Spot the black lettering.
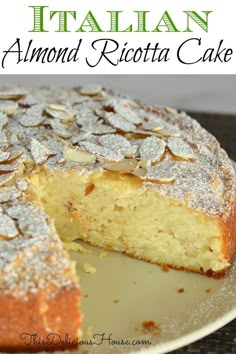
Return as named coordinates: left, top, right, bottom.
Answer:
left=2, top=38, right=23, bottom=68
left=86, top=39, right=119, bottom=67
left=177, top=37, right=202, bottom=64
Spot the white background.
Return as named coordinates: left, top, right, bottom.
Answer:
left=0, top=0, right=235, bottom=74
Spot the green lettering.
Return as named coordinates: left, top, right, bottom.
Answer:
left=50, top=11, right=76, bottom=32
left=107, top=11, right=132, bottom=32
left=184, top=11, right=212, bottom=32
left=76, top=11, right=103, bottom=32
left=29, top=6, right=48, bottom=32
left=153, top=11, right=180, bottom=32
left=134, top=11, right=149, bottom=32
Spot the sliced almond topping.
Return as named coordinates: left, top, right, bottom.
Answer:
left=113, top=104, right=143, bottom=125
left=90, top=124, right=116, bottom=135
left=143, top=161, right=176, bottom=183
left=141, top=121, right=163, bottom=132
left=7, top=147, right=24, bottom=164
left=137, top=110, right=164, bottom=131
left=50, top=120, right=72, bottom=139
left=140, top=159, right=152, bottom=169
left=0, top=161, right=18, bottom=173
left=76, top=112, right=99, bottom=127
left=126, top=129, right=163, bottom=140
left=80, top=84, right=102, bottom=96
left=167, top=137, right=195, bottom=161
left=151, top=126, right=164, bottom=133
left=30, top=139, right=50, bottom=164
left=71, top=132, right=95, bottom=145
left=0, top=101, right=18, bottom=116
left=45, top=106, right=77, bottom=123
left=0, top=132, right=8, bottom=146
left=139, top=136, right=166, bottom=166
left=98, top=134, right=135, bottom=157
left=132, top=167, right=147, bottom=177
left=0, top=186, right=22, bottom=203
left=0, top=86, right=27, bottom=100
left=106, top=113, right=136, bottom=132
left=64, top=146, right=96, bottom=164
left=0, top=172, right=16, bottom=187
left=79, top=141, right=123, bottom=162
left=103, top=158, right=139, bottom=173
left=16, top=178, right=28, bottom=191
left=161, top=125, right=180, bottom=138
left=0, top=213, right=19, bottom=239
left=0, top=151, right=10, bottom=163
left=47, top=103, right=67, bottom=111
left=0, top=112, right=8, bottom=129
left=19, top=105, right=45, bottom=127
left=19, top=95, right=37, bottom=107
left=144, top=176, right=175, bottom=183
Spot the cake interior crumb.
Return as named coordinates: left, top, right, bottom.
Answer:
left=83, top=263, right=96, bottom=274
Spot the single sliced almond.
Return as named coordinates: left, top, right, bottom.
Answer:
left=50, top=120, right=72, bottom=139
left=103, top=158, right=139, bottom=173
left=144, top=176, right=175, bottom=184
left=0, top=86, right=27, bottom=100
left=0, top=161, right=18, bottom=173
left=142, top=160, right=176, bottom=184
left=80, top=84, right=102, bottom=96
left=64, top=146, right=96, bottom=164
left=7, top=147, right=24, bottom=164
left=0, top=213, right=19, bottom=239
left=167, top=137, right=195, bottom=161
left=19, top=105, right=45, bottom=127
left=47, top=103, right=67, bottom=111
left=132, top=167, right=147, bottom=177
left=0, top=172, right=16, bottom=187
left=30, top=139, right=50, bottom=165
left=46, top=107, right=77, bottom=123
left=0, top=151, right=10, bottom=163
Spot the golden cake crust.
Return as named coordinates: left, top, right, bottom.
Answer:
left=0, top=288, right=81, bottom=352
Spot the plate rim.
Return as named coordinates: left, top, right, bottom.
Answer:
left=128, top=307, right=236, bottom=354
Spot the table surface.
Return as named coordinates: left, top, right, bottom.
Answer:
left=170, top=112, right=236, bottom=354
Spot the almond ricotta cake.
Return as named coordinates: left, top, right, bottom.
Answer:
left=0, top=83, right=235, bottom=352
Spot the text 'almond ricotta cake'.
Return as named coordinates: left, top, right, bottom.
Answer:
left=0, top=83, right=235, bottom=352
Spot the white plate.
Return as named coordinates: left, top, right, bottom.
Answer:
left=68, top=243, right=236, bottom=354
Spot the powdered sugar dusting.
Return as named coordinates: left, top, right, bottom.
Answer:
left=30, top=138, right=50, bottom=164
left=140, top=136, right=166, bottom=163
left=0, top=82, right=234, bottom=300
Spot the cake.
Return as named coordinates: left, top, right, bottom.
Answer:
left=0, top=83, right=235, bottom=352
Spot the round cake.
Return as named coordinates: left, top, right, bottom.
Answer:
left=0, top=83, right=235, bottom=352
